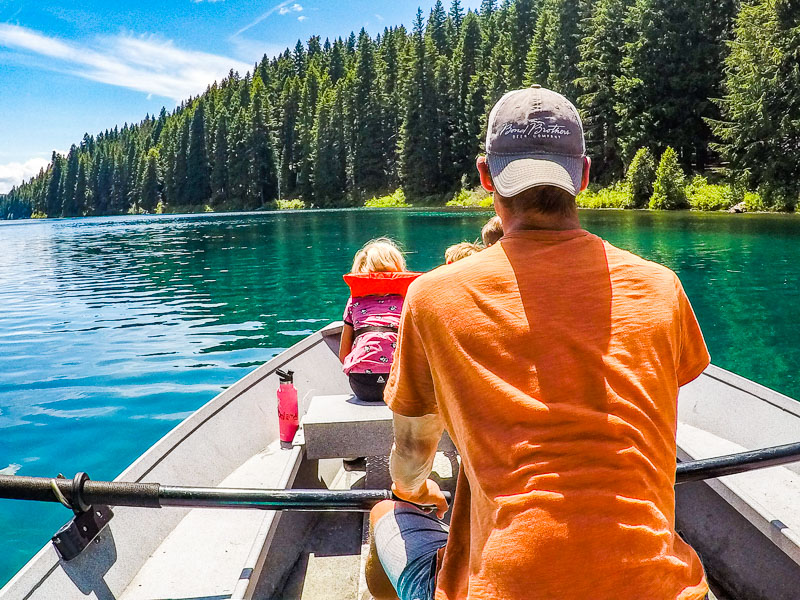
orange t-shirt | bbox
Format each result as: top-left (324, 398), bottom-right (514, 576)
top-left (384, 229), bottom-right (711, 600)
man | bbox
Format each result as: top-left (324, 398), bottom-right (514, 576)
top-left (366, 86), bottom-right (710, 600)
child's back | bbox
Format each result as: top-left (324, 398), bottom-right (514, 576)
top-left (339, 238), bottom-right (418, 402)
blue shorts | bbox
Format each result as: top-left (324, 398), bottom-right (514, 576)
top-left (373, 504), bottom-right (449, 600)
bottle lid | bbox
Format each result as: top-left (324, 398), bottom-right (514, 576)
top-left (276, 369), bottom-right (294, 384)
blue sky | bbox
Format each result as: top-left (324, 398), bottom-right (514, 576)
top-left (0, 0), bottom-right (482, 193)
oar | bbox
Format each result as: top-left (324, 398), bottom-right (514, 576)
top-left (1, 441), bottom-right (799, 513)
top-left (0, 473), bottom-right (449, 512)
top-left (675, 440), bottom-right (800, 484)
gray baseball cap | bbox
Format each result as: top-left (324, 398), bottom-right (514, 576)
top-left (485, 85), bottom-right (586, 197)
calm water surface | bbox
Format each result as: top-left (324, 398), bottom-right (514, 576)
top-left (1, 209), bottom-right (799, 585)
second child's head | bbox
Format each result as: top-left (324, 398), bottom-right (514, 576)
top-left (351, 238), bottom-right (407, 274)
top-left (445, 242), bottom-right (483, 265)
top-left (481, 216), bottom-right (504, 247)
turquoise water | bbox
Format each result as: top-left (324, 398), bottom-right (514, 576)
top-left (1, 209), bottom-right (799, 586)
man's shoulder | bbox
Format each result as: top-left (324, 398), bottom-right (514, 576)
top-left (406, 245), bottom-right (504, 306)
top-left (602, 240), bottom-right (680, 288)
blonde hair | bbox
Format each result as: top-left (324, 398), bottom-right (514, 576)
top-left (351, 237), bottom-right (407, 273)
top-left (481, 215), bottom-right (504, 247)
top-left (445, 241), bottom-right (484, 264)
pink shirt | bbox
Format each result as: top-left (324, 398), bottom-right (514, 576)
top-left (342, 294), bottom-right (403, 375)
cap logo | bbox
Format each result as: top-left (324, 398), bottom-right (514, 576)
top-left (500, 119), bottom-right (571, 141)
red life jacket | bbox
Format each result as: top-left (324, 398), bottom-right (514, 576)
top-left (343, 272), bottom-right (423, 298)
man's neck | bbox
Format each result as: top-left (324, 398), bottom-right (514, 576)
top-left (499, 207), bottom-right (582, 234)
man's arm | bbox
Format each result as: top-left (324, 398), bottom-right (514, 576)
top-left (390, 412), bottom-right (449, 518)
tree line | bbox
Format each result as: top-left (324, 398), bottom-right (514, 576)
top-left (2, 0), bottom-right (799, 220)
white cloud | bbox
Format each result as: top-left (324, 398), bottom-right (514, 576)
top-left (0, 157), bottom-right (50, 194)
top-left (297, 15), bottom-right (308, 21)
top-left (279, 3), bottom-right (303, 15)
top-left (375, 14), bottom-right (385, 22)
top-left (0, 24), bottom-right (252, 103)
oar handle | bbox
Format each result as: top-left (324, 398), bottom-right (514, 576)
top-left (0, 475), bottom-right (451, 512)
top-left (675, 440), bottom-right (800, 484)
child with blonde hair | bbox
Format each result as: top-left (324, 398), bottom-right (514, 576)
top-left (340, 238), bottom-right (420, 402)
top-left (481, 215), bottom-right (504, 247)
top-left (445, 241), bottom-right (484, 264)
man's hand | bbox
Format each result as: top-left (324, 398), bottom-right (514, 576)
top-left (392, 478), bottom-right (449, 519)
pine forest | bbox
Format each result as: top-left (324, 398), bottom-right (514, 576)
top-left (2, 0), bottom-right (800, 219)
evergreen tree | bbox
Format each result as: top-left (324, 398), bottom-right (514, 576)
top-left (506, 0), bottom-right (539, 88)
top-left (110, 153), bottom-right (127, 214)
top-left (293, 40), bottom-right (307, 77)
top-left (577, 0), bottom-right (634, 182)
top-left (61, 146), bottom-right (79, 217)
top-left (296, 66), bottom-right (322, 201)
top-left (45, 151), bottom-right (63, 217)
top-left (378, 27), bottom-right (405, 185)
top-left (313, 87), bottom-right (348, 206)
top-left (712, 0), bottom-right (800, 209)
top-left (452, 13), bottom-right (485, 185)
top-left (400, 10), bottom-right (440, 198)
top-left (624, 147), bottom-right (656, 208)
top-left (250, 76), bottom-right (280, 208)
top-left (351, 29), bottom-right (388, 194)
top-left (328, 39), bottom-right (346, 83)
top-left (186, 103), bottom-right (211, 205)
top-left (211, 108), bottom-right (230, 203)
top-left (649, 147), bottom-right (687, 209)
top-left (435, 51), bottom-right (459, 191)
top-left (140, 148), bottom-right (162, 212)
top-left (448, 0), bottom-right (466, 40)
top-left (279, 77), bottom-right (302, 195)
top-left (228, 108), bottom-right (251, 205)
top-left (616, 0), bottom-right (738, 168)
top-left (73, 160), bottom-right (88, 217)
top-left (94, 153), bottom-right (113, 215)
top-left (525, 4), bottom-right (553, 86)
top-left (427, 1), bottom-right (449, 56)
top-left (542, 0), bottom-right (583, 98)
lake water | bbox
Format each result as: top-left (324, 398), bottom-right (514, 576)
top-left (1, 208), bottom-right (799, 586)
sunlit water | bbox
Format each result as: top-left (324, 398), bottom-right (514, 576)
top-left (1, 209), bottom-right (799, 586)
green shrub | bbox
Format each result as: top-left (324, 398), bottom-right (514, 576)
top-left (446, 188), bottom-right (493, 208)
top-left (649, 147), bottom-right (688, 210)
top-left (365, 189), bottom-right (410, 208)
top-left (685, 176), bottom-right (736, 211)
top-left (625, 148), bottom-right (656, 208)
top-left (743, 190), bottom-right (766, 212)
top-left (577, 183), bottom-right (632, 209)
top-left (276, 198), bottom-right (306, 210)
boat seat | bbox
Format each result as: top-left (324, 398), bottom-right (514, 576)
top-left (301, 395), bottom-right (456, 460)
top-left (119, 440), bottom-right (302, 600)
top-left (677, 423), bottom-right (800, 566)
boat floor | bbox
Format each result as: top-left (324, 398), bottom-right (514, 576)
top-left (273, 453), bottom-right (460, 600)
top-left (269, 456), bottom-right (731, 600)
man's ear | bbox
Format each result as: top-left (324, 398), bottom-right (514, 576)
top-left (476, 156), bottom-right (495, 193)
top-left (580, 156), bottom-right (591, 192)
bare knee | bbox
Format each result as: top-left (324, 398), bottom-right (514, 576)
top-left (370, 499), bottom-right (398, 528)
top-left (367, 501), bottom-right (401, 600)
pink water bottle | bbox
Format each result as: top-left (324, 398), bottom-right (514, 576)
top-left (276, 369), bottom-right (299, 447)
